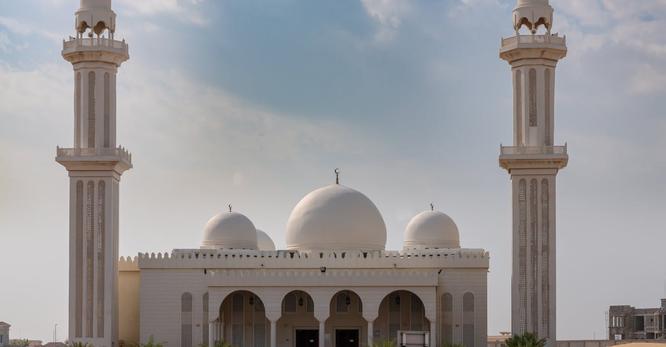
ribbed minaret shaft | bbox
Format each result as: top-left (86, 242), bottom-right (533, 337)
top-left (499, 1), bottom-right (567, 346)
top-left (56, 1), bottom-right (131, 346)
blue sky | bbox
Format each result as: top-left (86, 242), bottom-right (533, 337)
top-left (1, 0), bottom-right (666, 343)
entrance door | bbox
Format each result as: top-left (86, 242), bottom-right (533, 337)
top-left (296, 329), bottom-right (319, 347)
top-left (335, 329), bottom-right (359, 347)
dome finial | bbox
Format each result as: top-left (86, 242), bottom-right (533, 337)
top-left (430, 203), bottom-right (434, 211)
top-left (228, 204), bottom-right (232, 213)
top-left (334, 168), bottom-right (340, 185)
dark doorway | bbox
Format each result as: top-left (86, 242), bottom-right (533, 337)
top-left (335, 329), bottom-right (359, 347)
top-left (296, 329), bottom-right (318, 347)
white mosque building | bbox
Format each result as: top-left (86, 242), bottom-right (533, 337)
top-left (55, 1), bottom-right (568, 347)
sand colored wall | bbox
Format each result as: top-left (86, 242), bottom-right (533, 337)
top-left (118, 258), bottom-right (140, 346)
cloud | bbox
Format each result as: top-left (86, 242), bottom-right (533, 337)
top-left (360, 0), bottom-right (412, 43)
top-left (551, 0), bottom-right (666, 94)
top-left (0, 16), bottom-right (61, 41)
top-left (115, 0), bottom-right (208, 27)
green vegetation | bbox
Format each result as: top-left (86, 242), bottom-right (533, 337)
top-left (371, 339), bottom-right (396, 347)
top-left (505, 332), bottom-right (547, 347)
top-left (199, 339), bottom-right (232, 347)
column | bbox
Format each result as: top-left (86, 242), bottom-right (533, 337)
top-left (429, 320), bottom-right (436, 347)
top-left (270, 320), bottom-right (277, 347)
top-left (208, 321), bottom-right (214, 347)
top-left (318, 321), bottom-right (325, 347)
top-left (367, 320), bottom-right (373, 347)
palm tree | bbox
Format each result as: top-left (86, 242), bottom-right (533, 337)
top-left (505, 332), bottom-right (547, 347)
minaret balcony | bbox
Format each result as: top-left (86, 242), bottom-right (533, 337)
top-left (62, 37), bottom-right (129, 65)
top-left (499, 145), bottom-right (568, 171)
top-left (56, 146), bottom-right (132, 174)
top-left (500, 34), bottom-right (567, 63)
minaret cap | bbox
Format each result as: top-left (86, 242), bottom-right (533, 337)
top-left (513, 0), bottom-right (553, 34)
top-left (76, 0), bottom-right (116, 35)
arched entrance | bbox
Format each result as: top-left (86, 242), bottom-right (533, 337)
top-left (375, 291), bottom-right (429, 343)
top-left (217, 290), bottom-right (269, 347)
top-left (278, 290), bottom-right (317, 347)
top-left (326, 290), bottom-right (364, 347)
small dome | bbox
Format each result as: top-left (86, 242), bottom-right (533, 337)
top-left (404, 210), bottom-right (460, 250)
top-left (201, 211), bottom-right (258, 250)
top-left (286, 184), bottom-right (386, 251)
top-left (256, 229), bottom-right (276, 251)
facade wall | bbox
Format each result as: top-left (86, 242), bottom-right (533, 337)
top-left (137, 251), bottom-right (488, 347)
top-left (139, 269), bottom-right (208, 347)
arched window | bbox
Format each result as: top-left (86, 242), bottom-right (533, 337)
top-left (203, 293), bottom-right (209, 344)
top-left (103, 72), bottom-right (110, 147)
top-left (441, 293), bottom-right (453, 345)
top-left (181, 292), bottom-right (193, 347)
top-left (463, 292), bottom-right (475, 347)
top-left (87, 71), bottom-right (95, 147)
top-left (96, 180), bottom-right (105, 338)
top-left (544, 69), bottom-right (552, 145)
top-left (515, 69), bottom-right (522, 145)
top-left (75, 72), bottom-right (81, 147)
top-left (528, 68), bottom-right (537, 127)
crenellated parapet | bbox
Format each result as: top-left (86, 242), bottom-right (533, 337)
top-left (118, 256), bottom-right (139, 271)
top-left (136, 248), bottom-right (490, 270)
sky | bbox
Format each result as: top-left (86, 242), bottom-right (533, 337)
top-left (1, 0), bottom-right (666, 343)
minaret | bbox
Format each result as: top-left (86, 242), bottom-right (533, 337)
top-left (56, 1), bottom-right (130, 346)
top-left (499, 0), bottom-right (567, 345)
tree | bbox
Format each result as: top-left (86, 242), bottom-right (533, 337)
top-left (9, 339), bottom-right (30, 347)
top-left (505, 332), bottom-right (547, 347)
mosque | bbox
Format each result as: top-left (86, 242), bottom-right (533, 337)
top-left (55, 1), bottom-right (568, 347)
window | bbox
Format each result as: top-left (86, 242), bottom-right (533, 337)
top-left (636, 316), bottom-right (645, 331)
top-left (203, 293), bottom-right (209, 344)
top-left (181, 293), bottom-right (193, 347)
top-left (463, 293), bottom-right (475, 347)
top-left (528, 68), bottom-right (537, 127)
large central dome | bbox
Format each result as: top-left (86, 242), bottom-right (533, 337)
top-left (285, 184), bottom-right (386, 251)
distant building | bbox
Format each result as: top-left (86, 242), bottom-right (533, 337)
top-left (608, 299), bottom-right (666, 340)
top-left (0, 322), bottom-right (9, 347)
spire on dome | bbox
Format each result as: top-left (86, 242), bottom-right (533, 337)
top-left (75, 0), bottom-right (116, 37)
top-left (513, 0), bottom-right (553, 34)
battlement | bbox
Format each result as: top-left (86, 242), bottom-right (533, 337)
top-left (137, 248), bottom-right (490, 270)
top-left (118, 256), bottom-right (139, 271)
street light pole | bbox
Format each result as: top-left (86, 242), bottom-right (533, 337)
top-left (53, 323), bottom-right (57, 343)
